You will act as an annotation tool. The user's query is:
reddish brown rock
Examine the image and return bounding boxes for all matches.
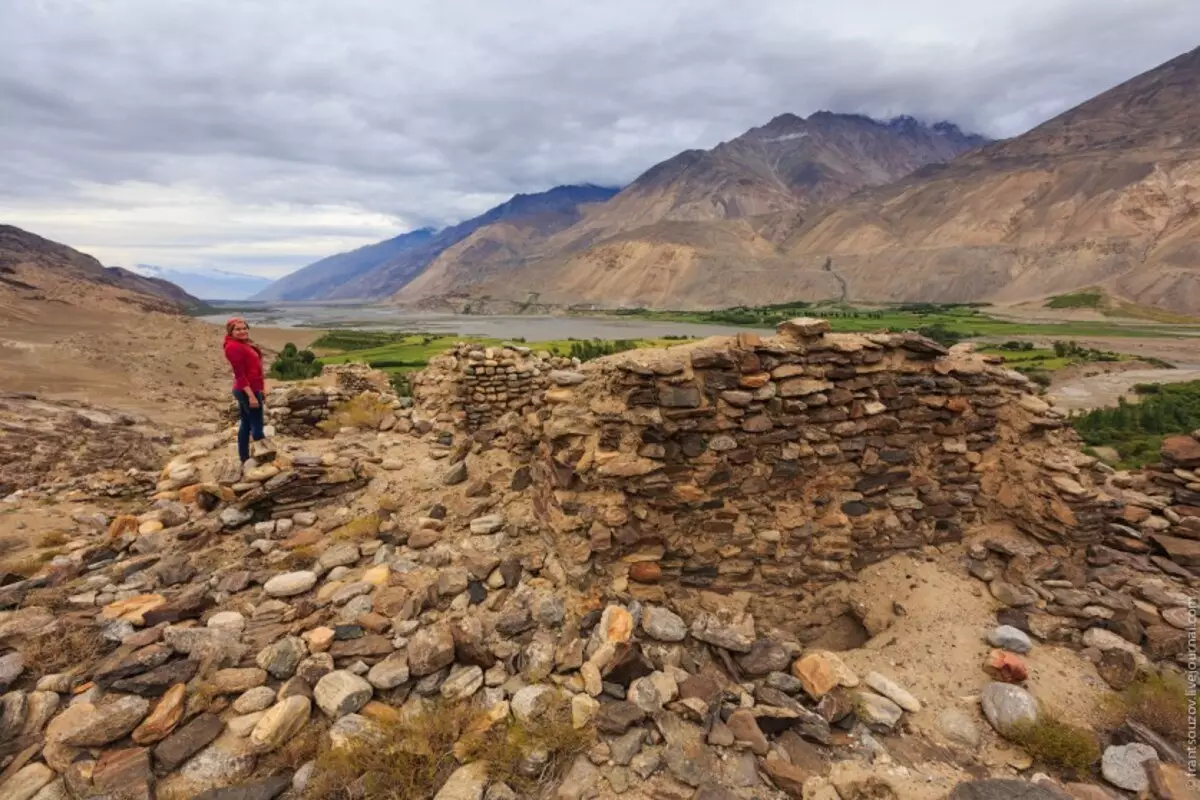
[629,562,662,584]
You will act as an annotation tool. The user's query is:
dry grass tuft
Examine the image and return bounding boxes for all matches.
[1010,708,1100,776]
[1103,671,1189,742]
[304,701,480,800]
[317,395,394,434]
[276,544,318,570]
[38,530,70,548]
[303,699,592,800]
[20,619,111,678]
[0,553,48,578]
[330,515,381,542]
[466,702,593,795]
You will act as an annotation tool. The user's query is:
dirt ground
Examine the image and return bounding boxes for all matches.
[837,531,1112,765]
[0,305,322,425]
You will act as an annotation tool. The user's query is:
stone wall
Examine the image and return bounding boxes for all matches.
[413,342,582,429]
[417,319,1109,635]
[256,366,404,438]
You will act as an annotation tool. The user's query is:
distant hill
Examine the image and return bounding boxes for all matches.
[130,264,272,301]
[0,225,201,318]
[253,184,619,301]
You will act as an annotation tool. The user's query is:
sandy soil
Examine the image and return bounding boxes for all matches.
[837,534,1111,767]
[0,306,322,425]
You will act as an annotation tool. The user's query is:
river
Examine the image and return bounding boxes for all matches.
[199,305,772,340]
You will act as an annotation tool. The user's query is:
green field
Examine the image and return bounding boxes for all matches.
[593,302,1200,340]
[314,331,693,376]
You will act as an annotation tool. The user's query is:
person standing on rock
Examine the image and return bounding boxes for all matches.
[223,317,274,463]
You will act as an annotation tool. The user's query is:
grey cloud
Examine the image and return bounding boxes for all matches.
[0,0,1197,276]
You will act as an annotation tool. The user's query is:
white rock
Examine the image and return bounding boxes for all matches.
[263,571,317,598]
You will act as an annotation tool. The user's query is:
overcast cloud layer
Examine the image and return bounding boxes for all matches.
[1,0,1197,278]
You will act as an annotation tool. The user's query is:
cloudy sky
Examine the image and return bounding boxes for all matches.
[1,0,1196,279]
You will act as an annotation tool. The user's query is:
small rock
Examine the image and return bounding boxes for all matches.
[314,670,373,717]
[469,514,504,535]
[434,761,488,800]
[938,707,981,749]
[511,685,557,725]
[263,571,317,598]
[987,625,1033,654]
[640,606,687,642]
[1101,743,1158,792]
[980,682,1038,737]
[443,461,469,486]
[854,691,903,731]
[250,695,311,752]
[864,671,920,713]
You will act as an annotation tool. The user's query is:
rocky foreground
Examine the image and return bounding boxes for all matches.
[0,325,1197,800]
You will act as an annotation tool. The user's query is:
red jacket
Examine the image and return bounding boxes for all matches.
[224,336,265,394]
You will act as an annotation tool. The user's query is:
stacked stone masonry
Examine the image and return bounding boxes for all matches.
[414,342,583,429]
[421,320,1110,633]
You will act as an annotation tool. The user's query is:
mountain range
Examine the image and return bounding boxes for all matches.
[251,184,619,301]
[252,45,1200,315]
[129,265,272,301]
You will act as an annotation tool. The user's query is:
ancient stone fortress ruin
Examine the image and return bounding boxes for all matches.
[419,318,1092,636]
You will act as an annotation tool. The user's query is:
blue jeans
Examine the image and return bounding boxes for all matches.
[234,390,265,462]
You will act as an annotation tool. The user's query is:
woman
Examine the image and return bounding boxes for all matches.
[223,317,273,463]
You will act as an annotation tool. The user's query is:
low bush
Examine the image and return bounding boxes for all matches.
[1009,710,1100,776]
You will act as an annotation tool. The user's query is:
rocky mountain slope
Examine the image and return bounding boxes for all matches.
[435,46,1200,314]
[254,185,618,302]
[0,225,203,317]
[395,114,986,306]
[765,45,1200,315]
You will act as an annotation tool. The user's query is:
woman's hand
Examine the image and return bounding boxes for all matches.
[247,392,260,409]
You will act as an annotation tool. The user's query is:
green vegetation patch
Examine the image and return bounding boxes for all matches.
[316,331,691,377]
[597,301,1198,341]
[1071,379,1200,468]
[270,342,323,380]
[1009,709,1100,776]
[1046,290,1106,309]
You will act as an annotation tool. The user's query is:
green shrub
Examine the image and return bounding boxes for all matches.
[270,342,323,380]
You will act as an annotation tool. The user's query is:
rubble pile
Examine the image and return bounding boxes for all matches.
[0,393,169,496]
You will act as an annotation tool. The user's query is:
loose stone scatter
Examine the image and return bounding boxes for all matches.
[1,320,1197,800]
